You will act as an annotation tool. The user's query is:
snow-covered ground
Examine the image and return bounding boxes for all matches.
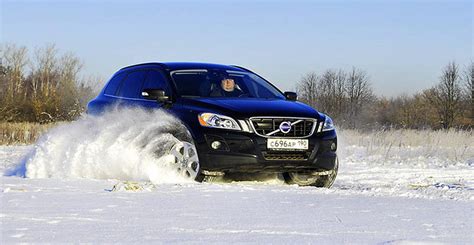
[1,111,473,243]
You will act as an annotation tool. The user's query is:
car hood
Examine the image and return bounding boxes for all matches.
[177,98,323,119]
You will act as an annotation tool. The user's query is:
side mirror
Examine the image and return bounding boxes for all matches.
[142,89,170,103]
[284,91,297,101]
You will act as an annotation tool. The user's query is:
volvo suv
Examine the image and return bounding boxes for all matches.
[88,62,338,187]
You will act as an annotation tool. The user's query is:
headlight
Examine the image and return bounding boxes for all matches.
[322,115,335,132]
[198,113,241,131]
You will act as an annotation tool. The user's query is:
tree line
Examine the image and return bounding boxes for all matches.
[1,43,472,129]
[0,44,97,123]
[297,62,473,130]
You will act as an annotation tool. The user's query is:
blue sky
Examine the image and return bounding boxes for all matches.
[1,0,472,96]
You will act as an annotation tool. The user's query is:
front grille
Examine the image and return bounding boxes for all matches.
[250,117,317,138]
[263,152,308,161]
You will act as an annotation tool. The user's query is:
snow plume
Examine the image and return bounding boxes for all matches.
[8,108,193,184]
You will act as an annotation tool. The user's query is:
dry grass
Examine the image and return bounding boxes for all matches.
[338,129,474,165]
[0,122,58,145]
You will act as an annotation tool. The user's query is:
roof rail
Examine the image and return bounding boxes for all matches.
[119,62,164,70]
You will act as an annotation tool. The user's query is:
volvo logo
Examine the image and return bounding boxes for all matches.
[279,121,292,134]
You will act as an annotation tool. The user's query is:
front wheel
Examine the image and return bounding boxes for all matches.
[283,158,339,187]
[168,140,201,181]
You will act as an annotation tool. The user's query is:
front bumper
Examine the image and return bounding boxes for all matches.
[194,128,337,174]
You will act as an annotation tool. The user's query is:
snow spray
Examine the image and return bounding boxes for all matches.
[9,108,193,184]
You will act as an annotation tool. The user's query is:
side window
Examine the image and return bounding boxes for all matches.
[104,72,126,95]
[142,70,167,89]
[141,70,169,97]
[117,70,148,98]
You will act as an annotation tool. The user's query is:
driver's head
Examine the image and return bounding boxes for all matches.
[221,78,235,92]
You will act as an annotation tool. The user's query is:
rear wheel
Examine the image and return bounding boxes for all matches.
[283,158,339,187]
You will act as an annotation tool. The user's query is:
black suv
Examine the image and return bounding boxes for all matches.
[88,62,338,187]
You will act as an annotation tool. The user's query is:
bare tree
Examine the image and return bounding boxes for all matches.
[0,44,29,101]
[0,44,30,121]
[57,52,84,119]
[297,72,319,108]
[297,67,373,128]
[464,62,473,120]
[32,44,59,99]
[345,67,373,128]
[317,70,336,114]
[315,69,347,121]
[428,62,463,129]
[333,70,346,119]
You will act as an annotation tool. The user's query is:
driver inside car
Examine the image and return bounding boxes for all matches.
[210,78,243,97]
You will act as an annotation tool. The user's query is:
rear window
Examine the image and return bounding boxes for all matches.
[104,72,126,95]
[117,70,148,98]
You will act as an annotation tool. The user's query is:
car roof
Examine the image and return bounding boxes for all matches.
[119,62,247,72]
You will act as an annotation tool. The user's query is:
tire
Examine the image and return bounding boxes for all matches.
[168,138,202,182]
[283,158,339,187]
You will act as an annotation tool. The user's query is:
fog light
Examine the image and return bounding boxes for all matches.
[211,141,222,150]
[330,142,337,151]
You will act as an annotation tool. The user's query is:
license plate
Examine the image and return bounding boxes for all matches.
[267,138,309,151]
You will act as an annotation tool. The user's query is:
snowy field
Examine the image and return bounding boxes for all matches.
[1,110,473,244]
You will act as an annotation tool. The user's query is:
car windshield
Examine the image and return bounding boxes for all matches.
[170,69,285,99]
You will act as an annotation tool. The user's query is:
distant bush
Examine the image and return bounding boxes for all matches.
[0,43,99,123]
